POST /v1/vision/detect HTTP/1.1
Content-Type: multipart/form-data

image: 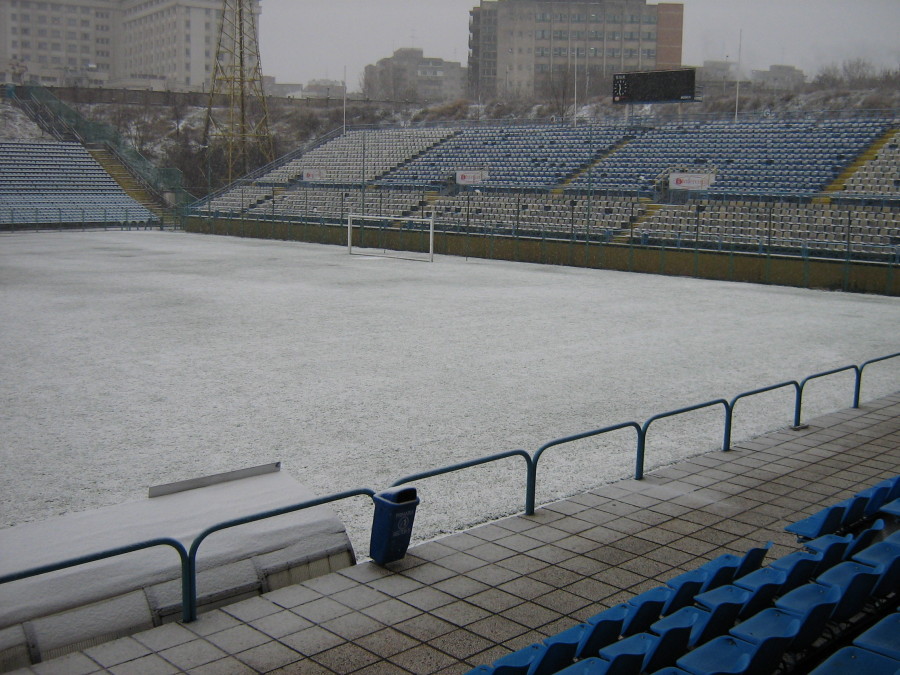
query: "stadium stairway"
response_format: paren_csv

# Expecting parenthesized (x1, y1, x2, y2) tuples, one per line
(88, 147, 169, 225)
(559, 137, 636, 189)
(4, 393, 898, 674)
(612, 200, 663, 242)
(821, 125, 900, 195)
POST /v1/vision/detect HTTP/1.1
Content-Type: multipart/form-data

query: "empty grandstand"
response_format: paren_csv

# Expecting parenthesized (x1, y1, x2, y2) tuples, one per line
(189, 113, 899, 275)
(0, 141, 159, 229)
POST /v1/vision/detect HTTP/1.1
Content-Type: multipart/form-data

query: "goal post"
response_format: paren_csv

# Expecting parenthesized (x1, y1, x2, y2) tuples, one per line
(347, 213, 435, 262)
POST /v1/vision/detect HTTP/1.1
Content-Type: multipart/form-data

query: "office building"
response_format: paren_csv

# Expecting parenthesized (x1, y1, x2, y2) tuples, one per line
(0, 0, 251, 91)
(469, 0, 683, 101)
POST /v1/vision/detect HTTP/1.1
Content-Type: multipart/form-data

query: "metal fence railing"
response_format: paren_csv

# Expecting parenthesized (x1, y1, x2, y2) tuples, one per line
(1, 352, 897, 623)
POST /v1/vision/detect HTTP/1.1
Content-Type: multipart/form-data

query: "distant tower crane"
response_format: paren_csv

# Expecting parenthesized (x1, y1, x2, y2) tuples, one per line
(203, 0, 275, 185)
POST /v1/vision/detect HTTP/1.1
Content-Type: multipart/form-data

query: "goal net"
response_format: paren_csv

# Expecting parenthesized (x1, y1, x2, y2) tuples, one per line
(347, 214, 435, 262)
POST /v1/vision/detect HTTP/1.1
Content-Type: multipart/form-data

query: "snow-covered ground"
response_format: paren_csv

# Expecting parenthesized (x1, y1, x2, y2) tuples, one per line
(1, 231, 898, 556)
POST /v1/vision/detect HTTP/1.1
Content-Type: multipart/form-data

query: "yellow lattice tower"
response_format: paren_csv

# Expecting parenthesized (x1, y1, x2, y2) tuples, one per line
(203, 0, 274, 184)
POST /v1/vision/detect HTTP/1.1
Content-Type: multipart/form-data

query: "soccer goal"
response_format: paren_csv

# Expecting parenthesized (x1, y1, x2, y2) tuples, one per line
(347, 214, 435, 262)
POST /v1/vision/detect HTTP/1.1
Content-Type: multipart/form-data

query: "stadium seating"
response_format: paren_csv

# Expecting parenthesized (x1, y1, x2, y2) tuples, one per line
(465, 473, 900, 675)
(190, 115, 899, 260)
(0, 141, 157, 226)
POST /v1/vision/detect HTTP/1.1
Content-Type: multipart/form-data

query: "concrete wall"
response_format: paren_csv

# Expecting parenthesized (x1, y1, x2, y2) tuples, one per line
(184, 216, 899, 296)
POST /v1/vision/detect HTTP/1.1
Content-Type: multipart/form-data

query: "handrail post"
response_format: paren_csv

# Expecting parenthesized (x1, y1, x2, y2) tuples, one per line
(635, 427, 647, 480)
(794, 382, 803, 427)
(525, 462, 538, 516)
(722, 401, 734, 451)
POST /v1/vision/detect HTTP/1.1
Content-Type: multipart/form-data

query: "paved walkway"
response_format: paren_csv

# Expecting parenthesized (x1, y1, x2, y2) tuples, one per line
(11, 393, 900, 675)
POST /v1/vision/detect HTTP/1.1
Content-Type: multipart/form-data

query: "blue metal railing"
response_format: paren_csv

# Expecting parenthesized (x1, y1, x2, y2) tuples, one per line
(1, 353, 897, 623)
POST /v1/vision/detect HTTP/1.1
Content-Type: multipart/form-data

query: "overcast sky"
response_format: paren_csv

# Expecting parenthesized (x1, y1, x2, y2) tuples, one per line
(258, 0, 900, 92)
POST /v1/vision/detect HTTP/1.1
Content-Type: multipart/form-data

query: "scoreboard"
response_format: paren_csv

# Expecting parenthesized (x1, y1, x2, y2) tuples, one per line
(613, 68, 697, 104)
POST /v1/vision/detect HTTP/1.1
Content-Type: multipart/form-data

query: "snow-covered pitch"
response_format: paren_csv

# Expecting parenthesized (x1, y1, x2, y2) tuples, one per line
(2, 231, 898, 555)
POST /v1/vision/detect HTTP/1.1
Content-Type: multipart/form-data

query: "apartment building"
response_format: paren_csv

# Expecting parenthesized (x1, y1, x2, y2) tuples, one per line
(1, 0, 244, 91)
(364, 48, 466, 103)
(469, 0, 683, 101)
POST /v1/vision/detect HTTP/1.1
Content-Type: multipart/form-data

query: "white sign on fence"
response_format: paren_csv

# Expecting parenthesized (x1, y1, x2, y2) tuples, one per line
(302, 169, 328, 181)
(669, 173, 714, 190)
(456, 170, 489, 185)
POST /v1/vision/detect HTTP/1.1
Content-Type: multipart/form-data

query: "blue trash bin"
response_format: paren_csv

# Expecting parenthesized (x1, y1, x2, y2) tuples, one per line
(369, 486, 419, 565)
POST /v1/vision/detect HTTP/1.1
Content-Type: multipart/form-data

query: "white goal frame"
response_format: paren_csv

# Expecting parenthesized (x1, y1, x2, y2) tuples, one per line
(347, 213, 435, 262)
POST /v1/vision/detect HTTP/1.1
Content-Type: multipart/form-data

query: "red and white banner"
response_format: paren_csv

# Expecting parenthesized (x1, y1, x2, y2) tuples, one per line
(669, 173, 714, 190)
(456, 170, 488, 185)
(302, 168, 328, 181)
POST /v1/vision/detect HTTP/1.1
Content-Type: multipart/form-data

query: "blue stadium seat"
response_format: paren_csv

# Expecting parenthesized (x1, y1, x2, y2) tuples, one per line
(769, 550, 824, 591)
(807, 646, 900, 675)
(785, 503, 846, 540)
(814, 561, 880, 622)
(576, 604, 629, 659)
(853, 613, 900, 660)
(622, 587, 672, 636)
(850, 541, 900, 598)
(675, 634, 784, 675)
(733, 566, 788, 620)
(772, 583, 841, 650)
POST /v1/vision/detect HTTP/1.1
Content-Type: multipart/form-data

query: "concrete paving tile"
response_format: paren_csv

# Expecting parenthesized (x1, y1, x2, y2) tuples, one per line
(497, 576, 557, 601)
(499, 601, 564, 629)
(394, 614, 457, 642)
(353, 661, 413, 675)
(187, 657, 256, 675)
(31, 652, 101, 675)
(302, 572, 360, 596)
(263, 584, 324, 610)
(427, 629, 494, 660)
(463, 564, 520, 586)
(527, 544, 578, 564)
(335, 561, 393, 583)
(353, 627, 420, 659)
(532, 588, 593, 615)
(397, 586, 457, 611)
(132, 622, 197, 652)
(432, 552, 487, 574)
(433, 575, 491, 599)
(233, 641, 303, 672)
(360, 598, 423, 625)
(366, 573, 426, 596)
(291, 596, 355, 623)
(279, 626, 344, 657)
(108, 653, 179, 675)
(527, 565, 582, 588)
(84, 637, 150, 668)
(312, 643, 381, 674)
(158, 639, 228, 670)
(221, 595, 282, 622)
(390, 644, 459, 674)
(494, 554, 550, 575)
(321, 611, 386, 641)
(203, 625, 270, 654)
(429, 600, 492, 626)
(399, 562, 458, 585)
(459, 615, 529, 644)
(329, 584, 392, 610)
(466, 587, 525, 613)
(467, 541, 518, 563)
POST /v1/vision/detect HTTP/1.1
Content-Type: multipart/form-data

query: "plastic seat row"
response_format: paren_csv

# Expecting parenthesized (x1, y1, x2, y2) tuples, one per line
(553, 529, 900, 675)
(467, 507, 900, 675)
(785, 474, 900, 540)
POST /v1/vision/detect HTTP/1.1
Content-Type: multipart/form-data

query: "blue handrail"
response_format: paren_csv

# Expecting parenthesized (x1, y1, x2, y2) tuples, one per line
(527, 422, 642, 515)
(637, 399, 730, 479)
(184, 487, 376, 621)
(726, 381, 800, 450)
(1, 352, 897, 624)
